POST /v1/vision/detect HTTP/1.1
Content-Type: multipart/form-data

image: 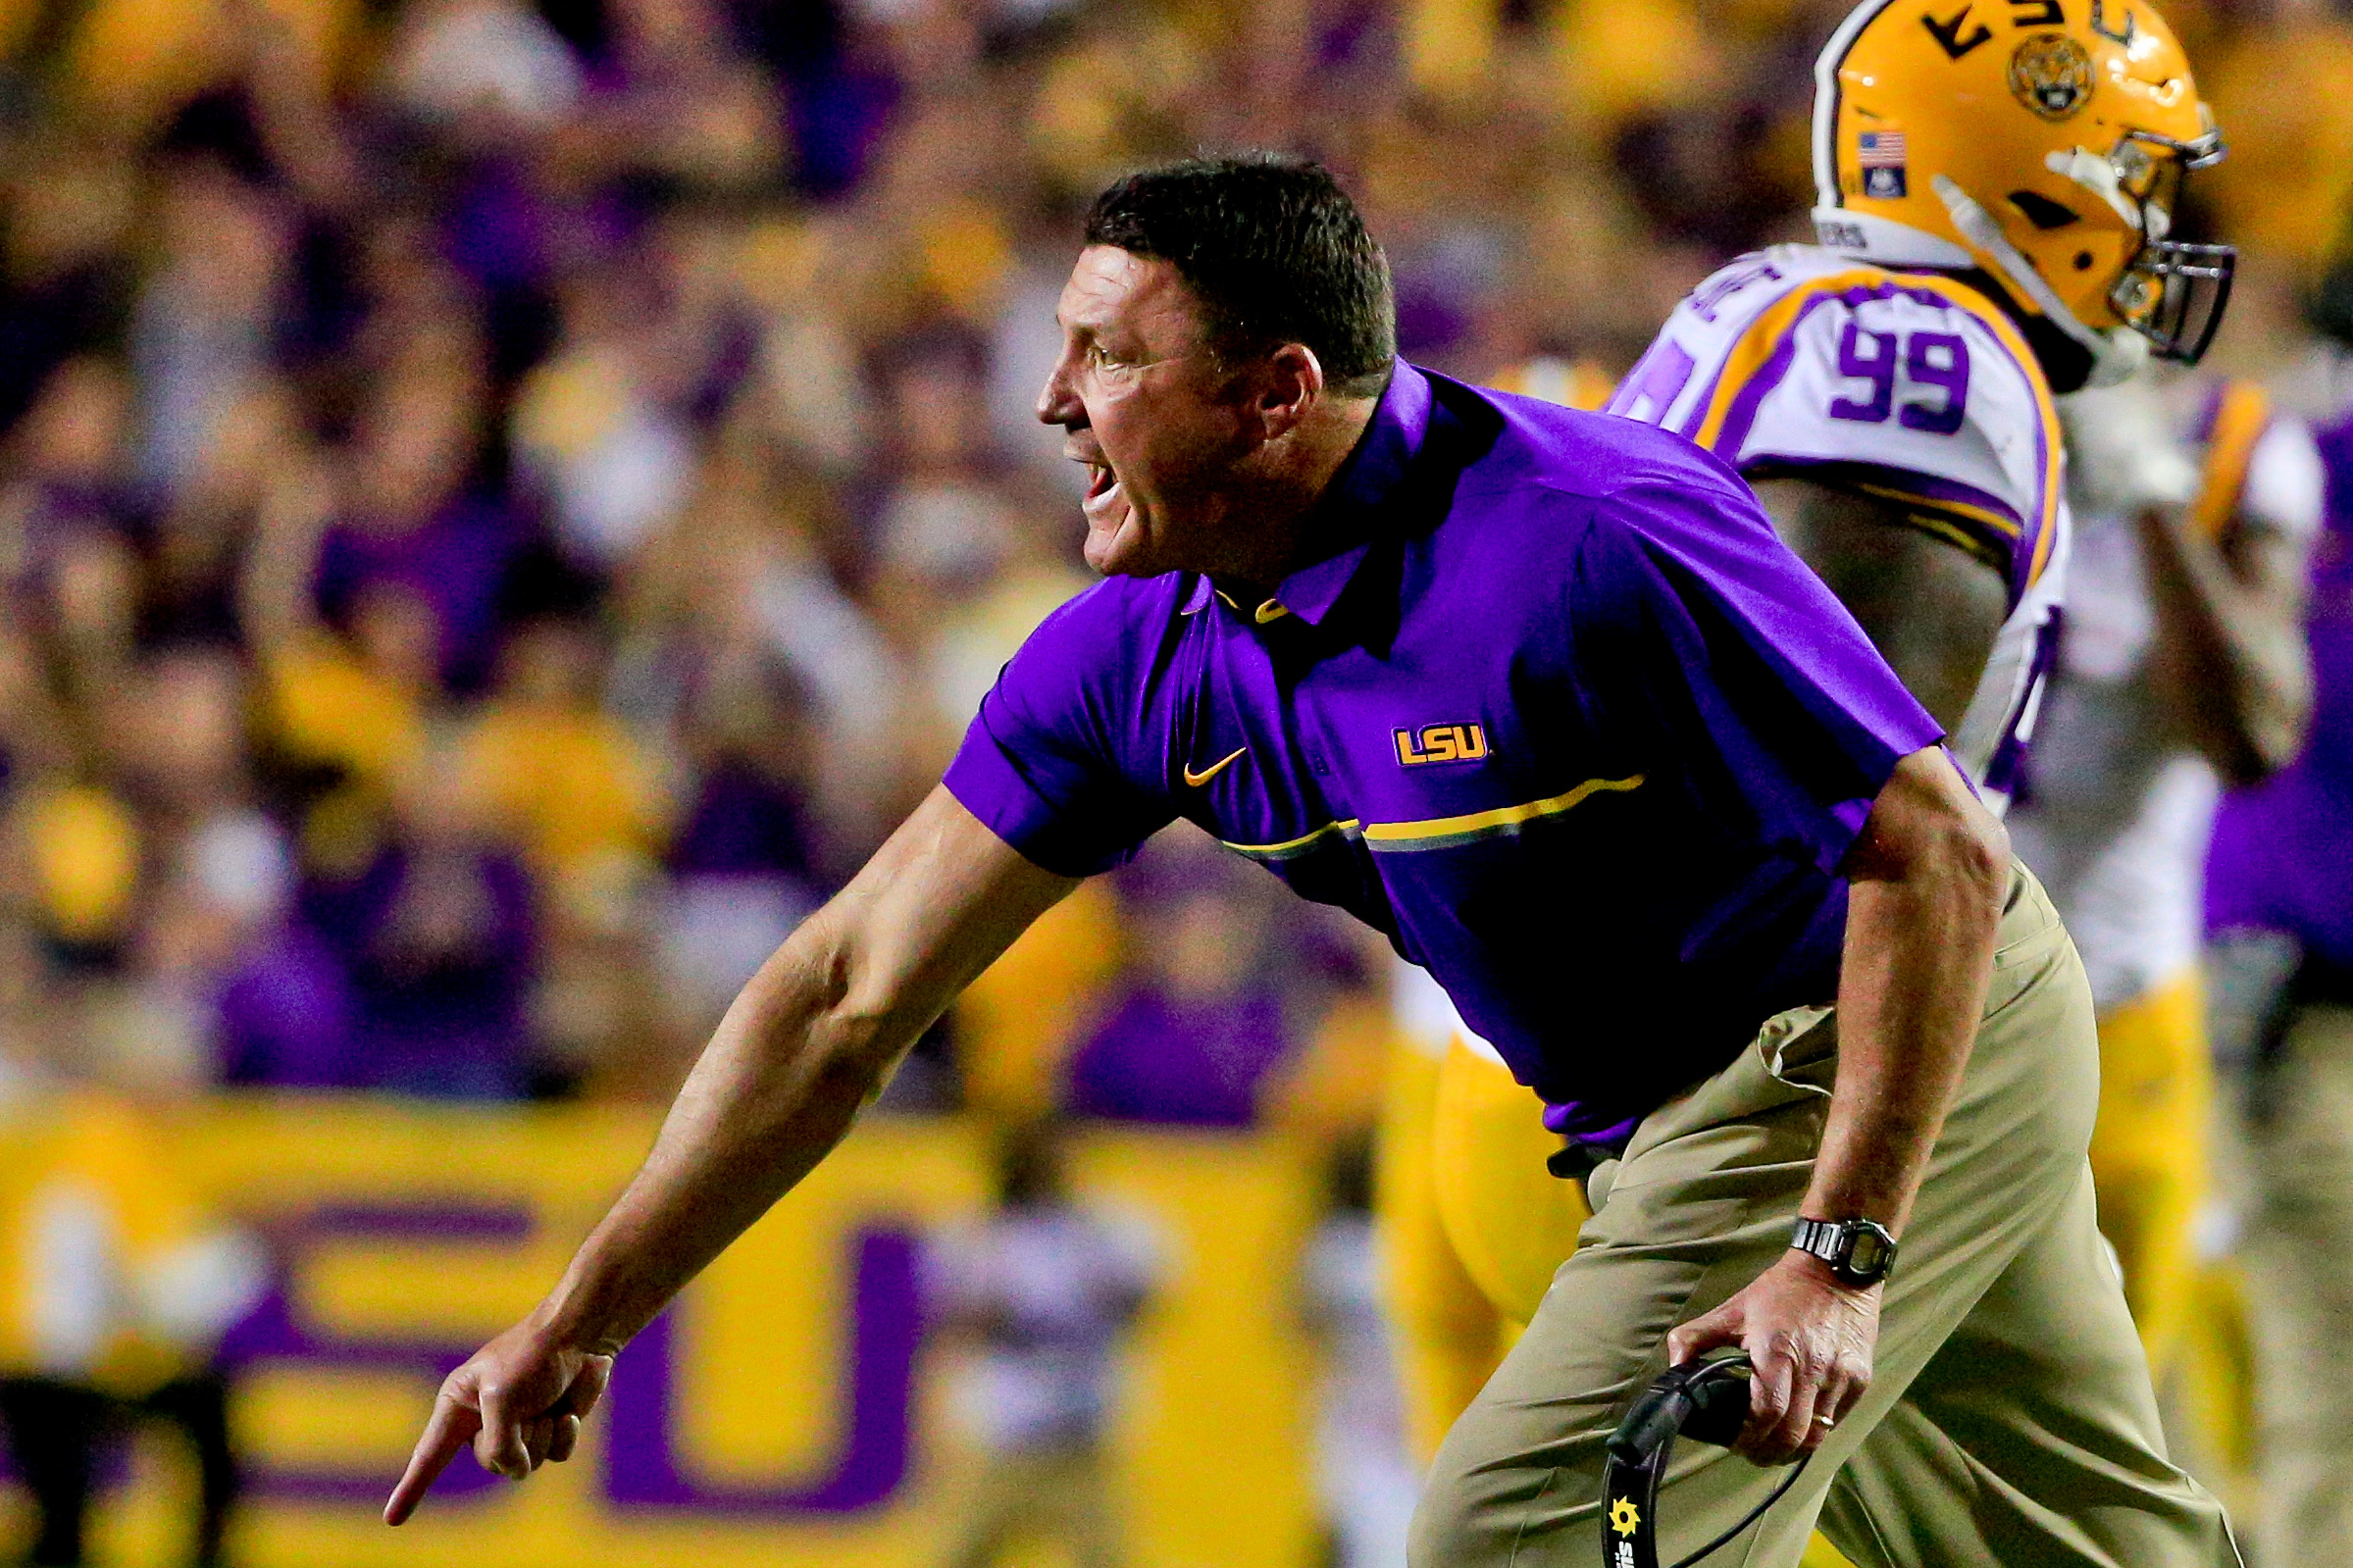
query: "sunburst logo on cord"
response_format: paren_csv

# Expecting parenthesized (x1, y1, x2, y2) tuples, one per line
(1609, 1495, 1642, 1538)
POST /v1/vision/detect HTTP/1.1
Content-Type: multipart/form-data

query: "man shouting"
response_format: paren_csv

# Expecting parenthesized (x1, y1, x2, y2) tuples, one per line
(385, 155, 2232, 1566)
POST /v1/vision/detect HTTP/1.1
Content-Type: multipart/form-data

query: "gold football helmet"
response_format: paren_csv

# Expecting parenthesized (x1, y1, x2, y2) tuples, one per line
(1812, 0, 2233, 379)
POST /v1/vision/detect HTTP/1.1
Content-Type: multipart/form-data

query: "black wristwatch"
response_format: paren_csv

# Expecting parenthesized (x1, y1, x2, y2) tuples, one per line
(1791, 1216, 1899, 1288)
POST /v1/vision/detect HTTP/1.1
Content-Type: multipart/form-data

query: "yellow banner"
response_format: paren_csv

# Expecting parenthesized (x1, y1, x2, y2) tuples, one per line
(3, 1099, 1324, 1568)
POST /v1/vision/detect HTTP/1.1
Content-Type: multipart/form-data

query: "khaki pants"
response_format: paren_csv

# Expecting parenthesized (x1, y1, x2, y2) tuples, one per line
(939, 1440, 1121, 1568)
(2241, 1003, 2353, 1565)
(1411, 867, 2239, 1566)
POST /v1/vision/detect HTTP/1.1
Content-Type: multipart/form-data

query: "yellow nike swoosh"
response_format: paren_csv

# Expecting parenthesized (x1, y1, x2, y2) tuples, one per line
(1183, 745, 1249, 788)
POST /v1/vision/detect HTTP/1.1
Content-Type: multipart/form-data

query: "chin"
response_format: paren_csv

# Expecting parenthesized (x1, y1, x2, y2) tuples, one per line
(1082, 512, 1160, 578)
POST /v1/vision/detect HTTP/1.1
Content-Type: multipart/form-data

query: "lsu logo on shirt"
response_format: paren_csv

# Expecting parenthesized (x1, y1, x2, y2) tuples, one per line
(1394, 723, 1488, 766)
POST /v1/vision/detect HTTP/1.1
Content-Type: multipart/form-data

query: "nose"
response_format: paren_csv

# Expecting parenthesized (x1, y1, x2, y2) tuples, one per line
(1037, 349, 1085, 429)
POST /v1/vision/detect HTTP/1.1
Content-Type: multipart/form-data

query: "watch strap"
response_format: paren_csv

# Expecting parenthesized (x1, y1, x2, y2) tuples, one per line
(1790, 1216, 1898, 1286)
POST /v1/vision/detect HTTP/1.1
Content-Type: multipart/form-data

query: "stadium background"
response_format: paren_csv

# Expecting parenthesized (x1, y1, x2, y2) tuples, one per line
(0, 0, 2347, 1562)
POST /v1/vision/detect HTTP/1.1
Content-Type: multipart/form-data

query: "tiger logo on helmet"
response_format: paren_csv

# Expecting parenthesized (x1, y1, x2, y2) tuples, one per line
(1812, 0, 2233, 384)
(2007, 32, 2093, 120)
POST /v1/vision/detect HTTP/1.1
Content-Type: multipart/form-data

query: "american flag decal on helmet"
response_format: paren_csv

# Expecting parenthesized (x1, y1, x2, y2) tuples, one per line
(1858, 130, 1907, 166)
(1858, 129, 1907, 196)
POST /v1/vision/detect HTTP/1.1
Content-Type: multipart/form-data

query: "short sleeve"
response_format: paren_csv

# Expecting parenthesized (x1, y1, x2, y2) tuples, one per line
(1717, 281, 2063, 606)
(1567, 475, 1946, 874)
(942, 584, 1175, 878)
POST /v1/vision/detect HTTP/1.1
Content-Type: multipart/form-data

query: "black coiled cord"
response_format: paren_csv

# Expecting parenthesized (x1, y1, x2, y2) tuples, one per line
(1599, 1353, 1811, 1568)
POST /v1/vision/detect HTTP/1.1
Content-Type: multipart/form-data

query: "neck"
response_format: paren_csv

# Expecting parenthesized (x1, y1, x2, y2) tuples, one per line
(1936, 266, 2099, 393)
(1205, 392, 1383, 587)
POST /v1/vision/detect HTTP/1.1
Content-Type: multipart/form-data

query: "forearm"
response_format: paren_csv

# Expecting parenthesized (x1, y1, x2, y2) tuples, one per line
(2138, 506, 2311, 781)
(534, 926, 908, 1353)
(527, 789, 1075, 1355)
(1810, 760, 2008, 1234)
(1668, 749, 2004, 1460)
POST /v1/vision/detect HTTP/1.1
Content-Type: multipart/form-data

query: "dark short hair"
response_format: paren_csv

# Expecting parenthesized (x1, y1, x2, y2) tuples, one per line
(1084, 154, 1396, 395)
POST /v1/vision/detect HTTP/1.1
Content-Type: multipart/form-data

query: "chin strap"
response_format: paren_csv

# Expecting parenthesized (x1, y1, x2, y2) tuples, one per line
(1932, 174, 2149, 388)
(2043, 148, 2151, 234)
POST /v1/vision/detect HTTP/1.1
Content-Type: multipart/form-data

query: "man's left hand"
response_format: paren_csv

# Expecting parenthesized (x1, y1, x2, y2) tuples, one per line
(1665, 1250, 1878, 1465)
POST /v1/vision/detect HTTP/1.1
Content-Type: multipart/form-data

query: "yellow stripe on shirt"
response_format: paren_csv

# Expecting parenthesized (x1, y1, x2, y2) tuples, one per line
(1360, 776, 1645, 852)
(1221, 818, 1363, 860)
(1690, 269, 1897, 451)
(1939, 286, 2066, 589)
(1219, 776, 1645, 861)
(1850, 481, 2023, 539)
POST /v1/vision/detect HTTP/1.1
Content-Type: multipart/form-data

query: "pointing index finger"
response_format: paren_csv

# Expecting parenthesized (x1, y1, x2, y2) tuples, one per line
(384, 1391, 482, 1526)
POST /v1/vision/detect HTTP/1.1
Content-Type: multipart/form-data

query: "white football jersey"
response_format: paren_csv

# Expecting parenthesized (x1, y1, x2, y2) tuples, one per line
(1609, 242, 2071, 808)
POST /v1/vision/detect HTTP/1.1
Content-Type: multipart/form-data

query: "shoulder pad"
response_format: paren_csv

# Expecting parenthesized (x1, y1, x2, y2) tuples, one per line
(1660, 268, 2063, 608)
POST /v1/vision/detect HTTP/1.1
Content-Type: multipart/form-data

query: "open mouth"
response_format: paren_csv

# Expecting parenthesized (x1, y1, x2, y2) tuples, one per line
(1082, 459, 1124, 518)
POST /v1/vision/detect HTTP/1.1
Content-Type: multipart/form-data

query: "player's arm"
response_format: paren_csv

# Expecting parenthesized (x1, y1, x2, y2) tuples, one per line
(2139, 497, 2311, 784)
(384, 786, 1079, 1524)
(1670, 744, 2008, 1463)
(2062, 383, 2316, 784)
(1751, 477, 2011, 735)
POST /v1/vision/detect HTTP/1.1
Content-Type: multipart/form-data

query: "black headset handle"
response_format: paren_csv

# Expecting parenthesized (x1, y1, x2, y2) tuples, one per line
(1600, 1352, 1807, 1568)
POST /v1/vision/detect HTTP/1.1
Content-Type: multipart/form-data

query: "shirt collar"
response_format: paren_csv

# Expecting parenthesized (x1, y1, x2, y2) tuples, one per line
(1228, 360, 1435, 631)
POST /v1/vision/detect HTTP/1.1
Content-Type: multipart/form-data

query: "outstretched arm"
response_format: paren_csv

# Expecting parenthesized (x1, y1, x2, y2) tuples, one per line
(384, 787, 1078, 1524)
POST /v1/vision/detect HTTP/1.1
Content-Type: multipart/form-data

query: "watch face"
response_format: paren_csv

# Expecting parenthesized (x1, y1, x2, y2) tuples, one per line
(1844, 1228, 1892, 1278)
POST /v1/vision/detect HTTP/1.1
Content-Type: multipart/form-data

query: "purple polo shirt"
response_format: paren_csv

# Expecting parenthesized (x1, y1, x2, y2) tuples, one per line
(946, 363, 1942, 1138)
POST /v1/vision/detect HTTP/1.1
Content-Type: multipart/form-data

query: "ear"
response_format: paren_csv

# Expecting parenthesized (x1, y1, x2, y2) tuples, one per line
(1249, 343, 1325, 442)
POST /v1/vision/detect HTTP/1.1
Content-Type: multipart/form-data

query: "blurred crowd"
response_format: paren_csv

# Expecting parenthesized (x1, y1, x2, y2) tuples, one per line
(0, 0, 2343, 1121)
(0, 0, 1393, 1116)
(0, 0, 2350, 1559)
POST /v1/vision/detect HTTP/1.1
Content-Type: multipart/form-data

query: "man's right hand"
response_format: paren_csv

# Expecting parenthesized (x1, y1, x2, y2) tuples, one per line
(383, 1319, 615, 1525)
(380, 789, 1077, 1528)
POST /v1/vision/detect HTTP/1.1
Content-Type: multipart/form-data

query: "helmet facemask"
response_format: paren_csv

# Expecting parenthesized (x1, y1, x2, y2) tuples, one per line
(2098, 129, 2234, 363)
